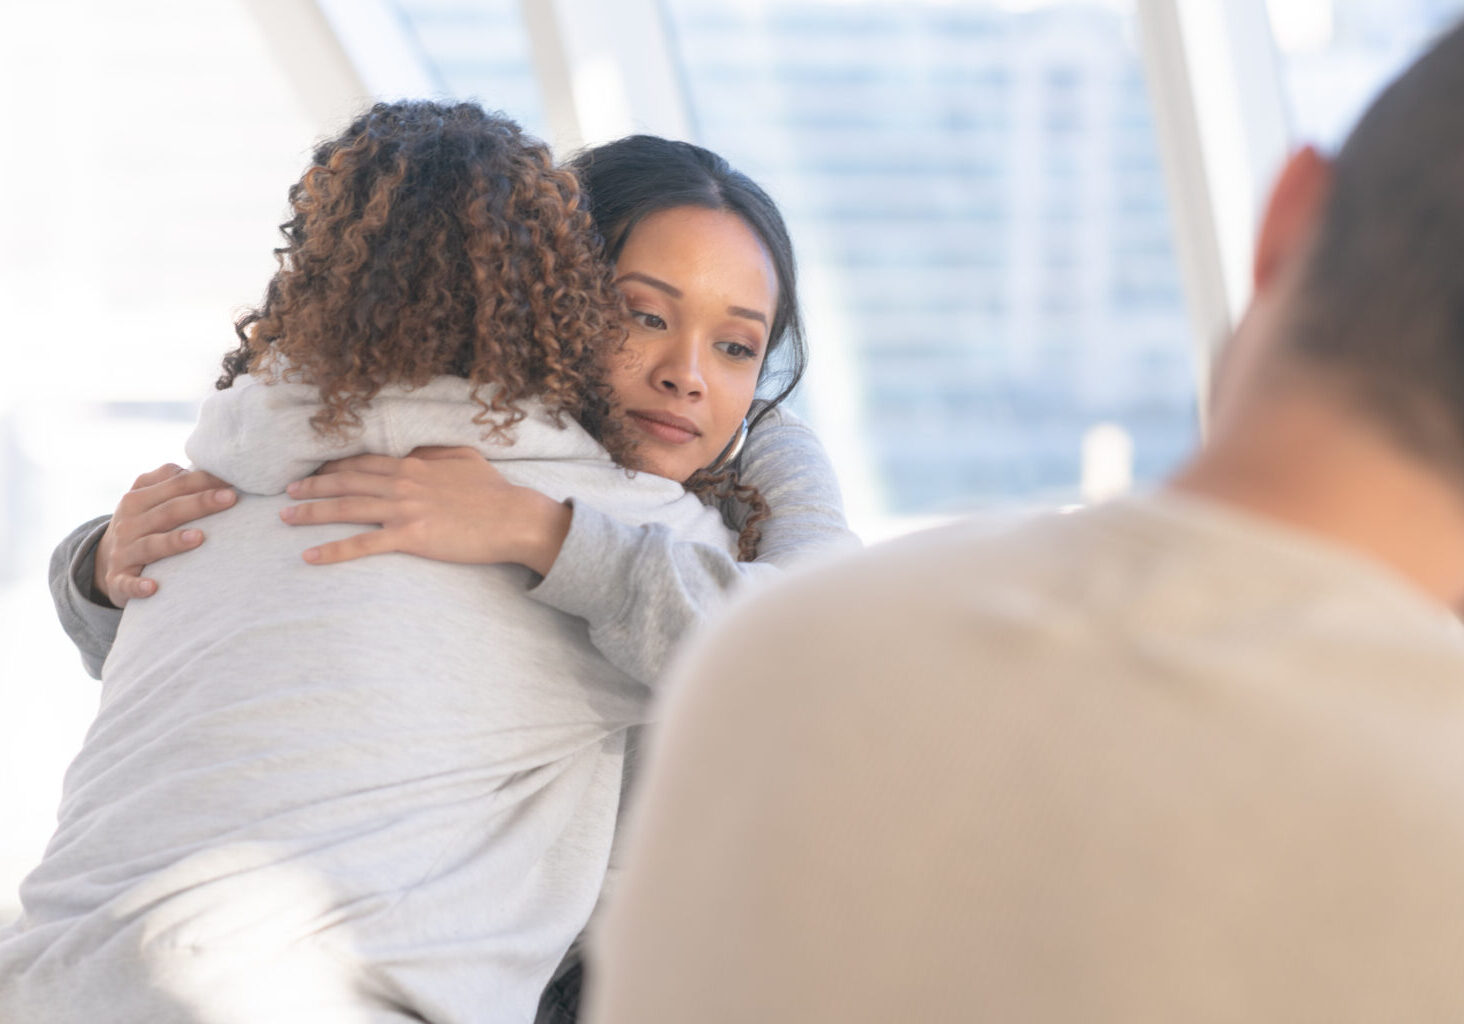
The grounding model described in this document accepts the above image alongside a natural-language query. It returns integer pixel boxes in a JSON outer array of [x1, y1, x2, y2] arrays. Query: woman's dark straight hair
[[568, 135, 808, 430]]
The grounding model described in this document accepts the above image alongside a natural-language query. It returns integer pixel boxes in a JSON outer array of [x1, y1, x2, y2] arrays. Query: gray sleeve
[[49, 515, 122, 680], [528, 409, 860, 686], [718, 408, 861, 568]]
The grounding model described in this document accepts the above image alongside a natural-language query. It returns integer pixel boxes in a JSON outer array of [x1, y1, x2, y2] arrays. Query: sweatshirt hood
[[185, 375, 615, 495]]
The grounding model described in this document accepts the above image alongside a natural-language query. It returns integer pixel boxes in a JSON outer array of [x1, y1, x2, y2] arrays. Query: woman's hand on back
[[281, 447, 573, 576], [94, 464, 238, 608]]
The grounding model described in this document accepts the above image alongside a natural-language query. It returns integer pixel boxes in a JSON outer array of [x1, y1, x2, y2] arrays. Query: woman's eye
[[717, 340, 759, 361], [631, 310, 667, 330]]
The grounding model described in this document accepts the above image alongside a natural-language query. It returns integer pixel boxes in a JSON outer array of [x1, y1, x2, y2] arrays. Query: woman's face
[[607, 205, 777, 481]]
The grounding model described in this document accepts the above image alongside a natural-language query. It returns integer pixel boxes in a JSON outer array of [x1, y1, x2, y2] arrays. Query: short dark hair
[[1289, 19, 1464, 470], [567, 136, 807, 428]]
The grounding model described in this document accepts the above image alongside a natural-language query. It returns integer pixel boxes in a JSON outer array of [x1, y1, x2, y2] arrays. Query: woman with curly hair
[[2, 101, 743, 1024], [60, 135, 855, 682], [267, 133, 858, 690], [39, 131, 857, 1021]]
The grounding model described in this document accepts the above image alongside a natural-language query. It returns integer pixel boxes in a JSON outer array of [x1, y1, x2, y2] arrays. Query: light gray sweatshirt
[[4, 376, 739, 1024]]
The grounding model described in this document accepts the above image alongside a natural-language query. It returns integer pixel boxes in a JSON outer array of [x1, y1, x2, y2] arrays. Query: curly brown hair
[[685, 466, 770, 561], [220, 100, 629, 457]]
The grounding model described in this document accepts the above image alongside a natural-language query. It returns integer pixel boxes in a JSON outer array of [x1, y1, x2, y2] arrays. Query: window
[[661, 0, 1198, 530], [1269, 0, 1464, 147], [354, 0, 545, 135]]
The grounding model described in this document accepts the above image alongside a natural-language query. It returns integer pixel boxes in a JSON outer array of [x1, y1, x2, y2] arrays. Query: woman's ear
[[1254, 145, 1332, 293]]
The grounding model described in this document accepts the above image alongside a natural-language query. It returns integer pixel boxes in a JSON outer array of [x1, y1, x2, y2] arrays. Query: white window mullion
[[244, 0, 444, 136], [519, 0, 694, 155], [239, 0, 367, 134], [1135, 0, 1291, 429], [313, 0, 441, 99]]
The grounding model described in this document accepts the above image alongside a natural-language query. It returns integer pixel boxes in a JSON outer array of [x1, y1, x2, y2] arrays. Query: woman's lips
[[628, 410, 701, 444]]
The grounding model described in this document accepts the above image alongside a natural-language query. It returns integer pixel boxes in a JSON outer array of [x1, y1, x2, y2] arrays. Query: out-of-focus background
[[2, 0, 1460, 924]]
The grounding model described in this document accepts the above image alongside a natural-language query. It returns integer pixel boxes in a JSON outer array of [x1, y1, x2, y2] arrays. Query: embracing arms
[[50, 409, 859, 684], [51, 465, 237, 679], [525, 409, 860, 683]]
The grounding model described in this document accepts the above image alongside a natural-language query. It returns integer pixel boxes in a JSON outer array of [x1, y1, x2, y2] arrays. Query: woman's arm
[[50, 516, 122, 679], [49, 465, 237, 678], [525, 408, 860, 684], [282, 409, 860, 687]]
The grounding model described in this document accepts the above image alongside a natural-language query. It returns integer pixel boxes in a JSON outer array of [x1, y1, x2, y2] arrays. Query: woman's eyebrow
[[614, 271, 682, 298], [728, 306, 768, 327], [616, 271, 768, 327]]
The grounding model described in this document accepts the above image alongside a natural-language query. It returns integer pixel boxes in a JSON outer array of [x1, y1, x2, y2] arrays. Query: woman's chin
[[620, 449, 690, 483], [648, 461, 696, 483]]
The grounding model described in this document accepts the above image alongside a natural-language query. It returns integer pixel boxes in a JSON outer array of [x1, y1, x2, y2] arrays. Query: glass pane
[[1269, 0, 1464, 147], [388, 0, 547, 136], [661, 0, 1198, 534]]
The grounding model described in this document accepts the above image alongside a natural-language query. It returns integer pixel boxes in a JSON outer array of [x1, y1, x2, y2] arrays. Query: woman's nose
[[652, 337, 705, 399]]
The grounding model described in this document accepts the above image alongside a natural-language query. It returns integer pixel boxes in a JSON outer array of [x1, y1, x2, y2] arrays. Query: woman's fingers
[[407, 446, 483, 461], [118, 467, 232, 519], [108, 571, 160, 602], [280, 497, 395, 527], [314, 453, 414, 477], [130, 463, 186, 491], [103, 528, 206, 604], [115, 528, 206, 570], [134, 488, 236, 538], [287, 472, 406, 502], [97, 467, 234, 607], [284, 447, 520, 567], [301, 529, 400, 565], [311, 448, 481, 479]]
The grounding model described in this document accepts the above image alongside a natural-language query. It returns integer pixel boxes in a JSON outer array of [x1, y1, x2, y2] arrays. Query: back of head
[[568, 136, 807, 422], [1289, 19, 1464, 474], [223, 100, 626, 441]]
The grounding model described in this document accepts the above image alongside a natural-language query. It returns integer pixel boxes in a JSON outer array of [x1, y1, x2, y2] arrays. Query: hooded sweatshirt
[[1, 375, 733, 1024]]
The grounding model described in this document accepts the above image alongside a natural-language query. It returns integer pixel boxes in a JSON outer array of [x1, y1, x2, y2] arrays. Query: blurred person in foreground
[[586, 20, 1464, 1024]]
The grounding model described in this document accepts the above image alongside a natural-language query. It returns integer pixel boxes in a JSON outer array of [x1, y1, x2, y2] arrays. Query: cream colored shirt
[[589, 491, 1464, 1023]]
